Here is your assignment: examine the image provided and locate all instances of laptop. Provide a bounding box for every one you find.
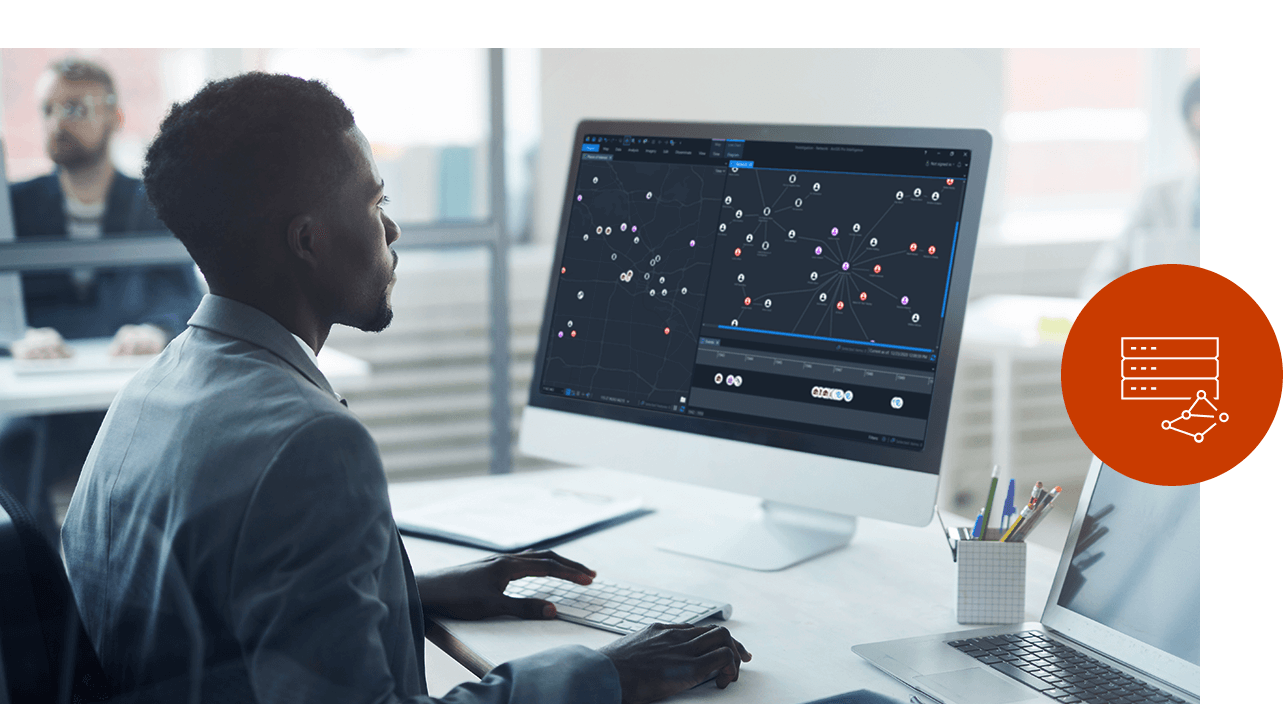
[852,458,1199,703]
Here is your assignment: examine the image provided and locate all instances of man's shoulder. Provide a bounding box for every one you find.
[161,327,349,418]
[106,170,165,234]
[101,328,376,499]
[8,173,63,238]
[8,172,60,202]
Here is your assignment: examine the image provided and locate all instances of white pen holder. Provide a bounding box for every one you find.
[954,528,1025,625]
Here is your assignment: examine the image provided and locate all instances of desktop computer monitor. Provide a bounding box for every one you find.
[520,120,991,570]
[0,138,28,348]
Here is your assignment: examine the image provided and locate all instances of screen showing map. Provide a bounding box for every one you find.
[538,134,974,451]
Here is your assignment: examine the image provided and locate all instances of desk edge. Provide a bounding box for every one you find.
[426,618,494,679]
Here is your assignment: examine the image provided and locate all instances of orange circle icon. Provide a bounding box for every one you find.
[1062,265,1282,485]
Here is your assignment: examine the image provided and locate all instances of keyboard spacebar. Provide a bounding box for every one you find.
[988,662,1061,695]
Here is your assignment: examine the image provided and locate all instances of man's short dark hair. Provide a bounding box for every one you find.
[143,73,357,279]
[48,56,116,97]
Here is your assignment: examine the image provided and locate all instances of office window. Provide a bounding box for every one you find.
[247,48,491,226]
[997,49,1199,244]
[2,48,541,237]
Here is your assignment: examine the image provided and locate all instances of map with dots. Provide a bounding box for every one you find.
[541,159,725,404]
[705,167,963,351]
[538,131,977,448]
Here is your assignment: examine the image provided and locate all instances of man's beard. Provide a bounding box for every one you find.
[49,131,109,169]
[355,250,396,333]
[357,301,394,333]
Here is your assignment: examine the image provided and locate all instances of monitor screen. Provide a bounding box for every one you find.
[1056,466,1200,666]
[0,139,28,345]
[529,123,985,476]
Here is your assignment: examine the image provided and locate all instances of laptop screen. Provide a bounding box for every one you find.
[1055,465,1199,666]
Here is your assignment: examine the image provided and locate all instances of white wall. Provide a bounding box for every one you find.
[536,48,1006,245]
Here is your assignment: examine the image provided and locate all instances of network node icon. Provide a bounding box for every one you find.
[1161,390,1230,443]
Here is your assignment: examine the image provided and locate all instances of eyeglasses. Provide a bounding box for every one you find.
[42,95,117,121]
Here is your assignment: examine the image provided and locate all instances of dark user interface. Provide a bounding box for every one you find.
[538,133,972,450]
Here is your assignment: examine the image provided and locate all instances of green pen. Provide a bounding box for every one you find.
[979,465,1000,540]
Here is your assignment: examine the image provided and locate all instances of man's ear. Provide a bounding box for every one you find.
[285,213,325,268]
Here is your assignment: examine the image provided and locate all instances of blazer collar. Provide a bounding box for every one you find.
[187,294,340,401]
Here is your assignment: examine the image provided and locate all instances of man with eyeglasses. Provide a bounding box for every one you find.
[0,57,202,545]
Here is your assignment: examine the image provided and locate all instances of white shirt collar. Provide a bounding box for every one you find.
[290,333,345,404]
[290,333,320,367]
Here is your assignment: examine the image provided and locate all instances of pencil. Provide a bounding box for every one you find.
[979,465,1000,540]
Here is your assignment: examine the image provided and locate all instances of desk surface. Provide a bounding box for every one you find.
[0,338,371,415]
[394,468,1061,703]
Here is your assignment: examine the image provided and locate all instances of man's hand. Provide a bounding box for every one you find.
[416,550,597,620]
[599,623,752,704]
[12,327,73,359]
[108,324,167,356]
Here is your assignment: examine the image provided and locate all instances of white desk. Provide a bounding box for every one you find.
[394,468,1061,703]
[960,295,1085,472]
[0,338,371,416]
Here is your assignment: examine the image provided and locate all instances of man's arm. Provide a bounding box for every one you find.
[229,413,621,704]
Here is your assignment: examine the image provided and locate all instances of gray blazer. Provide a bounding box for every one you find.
[62,294,620,703]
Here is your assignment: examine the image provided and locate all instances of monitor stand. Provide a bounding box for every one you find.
[656,500,857,571]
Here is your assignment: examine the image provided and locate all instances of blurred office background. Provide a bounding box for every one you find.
[1,48,1199,551]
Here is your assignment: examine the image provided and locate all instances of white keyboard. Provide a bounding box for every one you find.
[11,339,153,375]
[504,576,732,635]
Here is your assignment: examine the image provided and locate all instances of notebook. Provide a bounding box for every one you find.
[394,485,646,552]
[852,457,1198,703]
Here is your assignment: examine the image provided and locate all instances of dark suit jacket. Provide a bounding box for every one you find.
[63,295,621,702]
[9,170,202,337]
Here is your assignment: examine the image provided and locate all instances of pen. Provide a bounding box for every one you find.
[971,508,984,540]
[1028,481,1043,508]
[1004,480,1046,541]
[1014,486,1062,542]
[934,505,957,560]
[1000,501,1034,542]
[979,465,999,540]
[1000,478,1017,533]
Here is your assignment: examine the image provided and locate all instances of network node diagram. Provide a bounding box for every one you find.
[707,166,960,350]
[1161,390,1230,443]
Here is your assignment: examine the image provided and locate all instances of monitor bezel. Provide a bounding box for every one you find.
[526,119,991,477]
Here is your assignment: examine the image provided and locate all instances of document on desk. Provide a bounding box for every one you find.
[394,486,645,552]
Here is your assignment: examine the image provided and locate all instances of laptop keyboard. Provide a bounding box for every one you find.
[504,576,730,635]
[947,631,1188,704]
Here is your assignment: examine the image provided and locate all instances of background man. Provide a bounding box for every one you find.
[61,72,751,703]
[1079,76,1200,297]
[0,56,202,545]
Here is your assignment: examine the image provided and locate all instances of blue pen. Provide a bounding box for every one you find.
[1000,478,1017,533]
[971,508,984,539]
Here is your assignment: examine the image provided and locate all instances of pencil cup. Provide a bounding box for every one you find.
[955,529,1025,625]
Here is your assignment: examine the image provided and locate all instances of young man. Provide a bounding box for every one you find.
[0,57,202,545]
[61,72,750,704]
